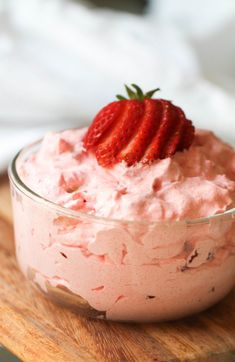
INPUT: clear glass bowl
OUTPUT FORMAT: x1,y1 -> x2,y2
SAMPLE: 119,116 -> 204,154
9,140 -> 235,322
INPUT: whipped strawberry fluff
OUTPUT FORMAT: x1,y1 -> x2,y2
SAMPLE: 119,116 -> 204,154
10,127 -> 235,321
9,85 -> 235,321
20,128 -> 235,221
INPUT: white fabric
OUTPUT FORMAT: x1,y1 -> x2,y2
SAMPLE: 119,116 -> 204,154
0,0 -> 235,172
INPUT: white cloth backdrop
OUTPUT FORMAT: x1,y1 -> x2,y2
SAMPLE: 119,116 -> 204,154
0,0 -> 235,172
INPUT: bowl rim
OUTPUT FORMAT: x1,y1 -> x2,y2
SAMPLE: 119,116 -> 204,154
8,138 -> 235,227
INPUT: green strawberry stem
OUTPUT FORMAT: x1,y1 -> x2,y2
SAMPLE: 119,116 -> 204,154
116,84 -> 160,101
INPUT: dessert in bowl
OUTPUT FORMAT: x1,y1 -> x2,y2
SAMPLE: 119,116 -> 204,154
9,85 -> 235,322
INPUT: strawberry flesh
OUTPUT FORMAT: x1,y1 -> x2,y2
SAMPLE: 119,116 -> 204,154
95,100 -> 144,167
119,99 -> 162,166
84,101 -> 124,149
83,96 -> 195,167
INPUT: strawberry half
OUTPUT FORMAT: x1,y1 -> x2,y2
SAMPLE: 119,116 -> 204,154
83,84 -> 195,167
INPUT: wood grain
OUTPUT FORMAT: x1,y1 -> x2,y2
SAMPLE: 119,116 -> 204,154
0,176 -> 235,362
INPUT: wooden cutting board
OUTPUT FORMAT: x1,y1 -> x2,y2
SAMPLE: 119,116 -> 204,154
0,174 -> 234,362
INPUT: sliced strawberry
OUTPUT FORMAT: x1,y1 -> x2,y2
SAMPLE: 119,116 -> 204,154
118,99 -> 162,165
142,100 -> 178,163
84,101 -> 124,149
161,107 -> 186,158
83,84 -> 195,167
95,100 -> 144,167
179,120 -> 195,150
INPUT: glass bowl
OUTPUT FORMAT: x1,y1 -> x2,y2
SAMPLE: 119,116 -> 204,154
8,140 -> 235,322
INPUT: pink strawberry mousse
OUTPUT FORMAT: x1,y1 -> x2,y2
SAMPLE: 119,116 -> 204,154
11,128 -> 235,321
